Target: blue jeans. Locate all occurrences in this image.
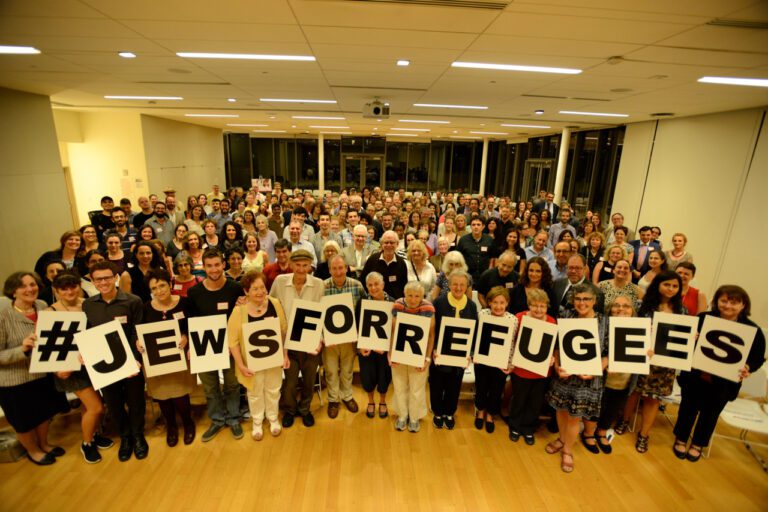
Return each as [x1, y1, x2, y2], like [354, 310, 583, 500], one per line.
[198, 363, 240, 427]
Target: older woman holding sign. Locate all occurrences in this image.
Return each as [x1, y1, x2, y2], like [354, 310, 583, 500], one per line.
[431, 271, 477, 431]
[545, 284, 608, 473]
[598, 259, 643, 309]
[228, 271, 289, 441]
[137, 269, 197, 447]
[357, 272, 394, 419]
[390, 281, 435, 433]
[672, 285, 765, 462]
[618, 270, 685, 453]
[0, 272, 69, 466]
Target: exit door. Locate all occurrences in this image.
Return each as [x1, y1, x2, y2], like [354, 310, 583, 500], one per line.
[341, 155, 383, 189]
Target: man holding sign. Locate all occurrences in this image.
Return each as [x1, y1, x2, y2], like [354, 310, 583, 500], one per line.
[82, 261, 145, 462]
[673, 285, 766, 462]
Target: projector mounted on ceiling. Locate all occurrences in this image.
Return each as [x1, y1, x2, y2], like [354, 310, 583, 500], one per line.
[363, 100, 390, 119]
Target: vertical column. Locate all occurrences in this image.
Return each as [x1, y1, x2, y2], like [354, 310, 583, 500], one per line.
[478, 137, 489, 195]
[553, 127, 571, 205]
[318, 133, 325, 193]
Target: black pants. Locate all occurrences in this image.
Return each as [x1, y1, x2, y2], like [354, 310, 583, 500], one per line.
[102, 373, 146, 438]
[508, 374, 548, 435]
[673, 376, 730, 447]
[359, 352, 391, 394]
[474, 364, 506, 415]
[597, 387, 631, 430]
[429, 365, 463, 416]
[282, 350, 321, 416]
[157, 395, 193, 429]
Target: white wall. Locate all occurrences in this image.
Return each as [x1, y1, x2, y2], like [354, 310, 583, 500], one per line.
[0, 88, 71, 277]
[141, 115, 225, 205]
[614, 108, 767, 325]
[64, 111, 149, 226]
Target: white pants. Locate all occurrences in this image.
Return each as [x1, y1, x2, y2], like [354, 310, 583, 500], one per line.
[391, 364, 428, 421]
[322, 343, 356, 402]
[245, 366, 283, 425]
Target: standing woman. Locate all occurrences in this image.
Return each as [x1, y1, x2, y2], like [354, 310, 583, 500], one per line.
[430, 236, 450, 274]
[0, 272, 69, 465]
[523, 213, 540, 245]
[676, 262, 707, 316]
[618, 270, 685, 453]
[228, 271, 290, 440]
[183, 233, 205, 278]
[219, 221, 243, 253]
[105, 233, 130, 274]
[171, 254, 202, 298]
[225, 247, 246, 282]
[431, 251, 472, 301]
[185, 195, 197, 219]
[184, 205, 206, 236]
[241, 232, 269, 274]
[431, 271, 477, 430]
[442, 215, 459, 249]
[166, 223, 188, 261]
[637, 250, 669, 293]
[545, 284, 608, 473]
[508, 256, 556, 317]
[672, 285, 765, 462]
[49, 272, 112, 463]
[665, 233, 693, 270]
[137, 269, 197, 446]
[475, 286, 517, 433]
[119, 241, 164, 302]
[202, 220, 220, 249]
[79, 225, 100, 254]
[34, 230, 83, 277]
[539, 209, 552, 232]
[580, 232, 605, 280]
[242, 210, 257, 235]
[502, 228, 527, 276]
[597, 259, 644, 309]
[357, 272, 394, 419]
[592, 245, 627, 285]
[256, 215, 277, 262]
[406, 240, 437, 297]
[577, 221, 595, 249]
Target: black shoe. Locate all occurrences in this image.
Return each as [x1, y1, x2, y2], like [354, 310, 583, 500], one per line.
[524, 434, 535, 446]
[201, 423, 225, 442]
[302, 412, 315, 427]
[81, 442, 102, 464]
[581, 433, 600, 455]
[133, 435, 149, 460]
[474, 415, 484, 430]
[433, 415, 444, 429]
[596, 435, 613, 454]
[47, 446, 66, 457]
[686, 445, 703, 462]
[118, 436, 133, 461]
[27, 452, 56, 466]
[94, 434, 114, 449]
[444, 416, 456, 430]
[183, 423, 196, 445]
[485, 420, 495, 434]
[230, 423, 244, 439]
[166, 426, 179, 447]
[509, 430, 520, 442]
[673, 440, 687, 460]
[282, 413, 295, 428]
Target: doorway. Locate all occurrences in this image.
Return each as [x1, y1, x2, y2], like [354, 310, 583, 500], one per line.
[341, 154, 383, 190]
[520, 158, 555, 201]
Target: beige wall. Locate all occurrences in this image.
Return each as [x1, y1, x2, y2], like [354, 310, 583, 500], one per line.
[0, 88, 70, 277]
[64, 111, 149, 226]
[614, 108, 767, 325]
[141, 115, 225, 206]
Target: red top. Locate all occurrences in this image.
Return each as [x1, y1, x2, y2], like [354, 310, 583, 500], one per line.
[512, 311, 557, 379]
[263, 262, 292, 291]
[172, 276, 202, 298]
[682, 286, 700, 316]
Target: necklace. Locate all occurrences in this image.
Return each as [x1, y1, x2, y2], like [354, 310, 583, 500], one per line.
[13, 303, 34, 314]
[60, 300, 82, 312]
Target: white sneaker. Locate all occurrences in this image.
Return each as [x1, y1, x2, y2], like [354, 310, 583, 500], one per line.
[408, 419, 420, 433]
[251, 423, 263, 441]
[395, 417, 408, 431]
[269, 420, 282, 437]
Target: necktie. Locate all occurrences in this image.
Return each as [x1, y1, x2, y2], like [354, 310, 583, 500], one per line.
[638, 245, 648, 267]
[561, 285, 571, 308]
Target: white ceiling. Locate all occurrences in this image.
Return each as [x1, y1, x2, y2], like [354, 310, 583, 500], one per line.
[1, 0, 767, 139]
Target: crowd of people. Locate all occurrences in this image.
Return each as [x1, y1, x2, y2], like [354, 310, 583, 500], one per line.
[0, 184, 763, 475]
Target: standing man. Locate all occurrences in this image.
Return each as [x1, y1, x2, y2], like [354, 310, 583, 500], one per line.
[605, 212, 633, 244]
[548, 209, 577, 248]
[165, 195, 185, 227]
[552, 254, 604, 315]
[342, 225, 375, 279]
[287, 221, 317, 268]
[549, 241, 572, 281]
[630, 226, 661, 282]
[268, 203, 284, 239]
[282, 206, 314, 242]
[339, 210, 361, 248]
[534, 192, 559, 221]
[360, 230, 408, 300]
[212, 199, 232, 230]
[207, 184, 225, 203]
[524, 231, 555, 268]
[186, 249, 245, 442]
[82, 261, 145, 461]
[119, 198, 136, 226]
[322, 255, 363, 418]
[457, 217, 495, 283]
[145, 201, 174, 245]
[310, 212, 343, 261]
[132, 196, 154, 229]
[269, 250, 325, 428]
[263, 239, 293, 291]
[475, 251, 520, 307]
[109, 209, 137, 252]
[92, 196, 115, 242]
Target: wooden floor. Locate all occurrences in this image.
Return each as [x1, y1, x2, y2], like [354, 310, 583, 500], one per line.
[1, 387, 766, 512]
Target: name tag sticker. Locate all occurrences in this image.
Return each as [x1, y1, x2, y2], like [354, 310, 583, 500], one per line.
[506, 282, 514, 288]
[388, 275, 397, 282]
[156, 227, 163, 233]
[173, 284, 183, 290]
[217, 302, 228, 311]
[115, 315, 128, 324]
[173, 312, 185, 320]
[480, 246, 488, 252]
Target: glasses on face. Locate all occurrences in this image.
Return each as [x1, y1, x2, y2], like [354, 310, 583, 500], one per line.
[612, 304, 633, 310]
[573, 296, 595, 303]
[92, 276, 115, 283]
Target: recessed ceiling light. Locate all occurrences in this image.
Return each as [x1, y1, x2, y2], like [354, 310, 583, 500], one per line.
[292, 115, 346, 120]
[377, 119, 382, 122]
[322, 131, 352, 134]
[452, 130, 458, 134]
[118, 52, 136, 59]
[227, 98, 237, 103]
[414, 103, 488, 110]
[227, 124, 268, 127]
[452, 61, 582, 75]
[260, 98, 336, 104]
[391, 127, 429, 132]
[399, 119, 450, 124]
[397, 60, 410, 66]
[291, 125, 296, 128]
[268, 115, 277, 119]
[698, 76, 768, 87]
[0, 45, 40, 55]
[535, 110, 545, 115]
[309, 125, 350, 129]
[386, 133, 418, 137]
[449, 135, 482, 140]
[471, 131, 508, 135]
[177, 52, 315, 61]
[105, 95, 183, 100]
[559, 110, 628, 118]
[252, 129, 287, 133]
[501, 123, 551, 129]
[185, 114, 239, 118]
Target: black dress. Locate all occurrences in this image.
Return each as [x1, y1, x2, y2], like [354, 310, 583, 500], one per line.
[127, 265, 152, 303]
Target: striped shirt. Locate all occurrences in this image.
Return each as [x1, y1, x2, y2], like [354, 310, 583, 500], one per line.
[323, 277, 363, 305]
[0, 300, 47, 387]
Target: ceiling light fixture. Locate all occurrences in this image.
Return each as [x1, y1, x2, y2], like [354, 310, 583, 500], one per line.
[322, 131, 352, 134]
[260, 98, 337, 104]
[105, 95, 183, 100]
[501, 123, 551, 129]
[386, 133, 418, 137]
[185, 113, 239, 118]
[227, 124, 268, 127]
[118, 52, 136, 59]
[698, 76, 768, 88]
[292, 116, 346, 120]
[471, 131, 508, 135]
[177, 52, 315, 61]
[414, 103, 487, 110]
[252, 129, 287, 133]
[397, 60, 410, 66]
[0, 45, 40, 55]
[449, 135, 482, 140]
[391, 128, 429, 132]
[227, 98, 237, 103]
[309, 125, 350, 129]
[452, 61, 581, 75]
[559, 110, 628, 118]
[399, 119, 450, 124]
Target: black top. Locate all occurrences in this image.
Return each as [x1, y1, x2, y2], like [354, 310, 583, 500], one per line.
[360, 252, 408, 300]
[186, 279, 244, 318]
[141, 297, 191, 334]
[127, 265, 152, 303]
[247, 300, 278, 322]
[133, 211, 153, 230]
[83, 290, 144, 359]
[508, 284, 558, 319]
[475, 267, 519, 298]
[457, 233, 495, 282]
[580, 246, 602, 276]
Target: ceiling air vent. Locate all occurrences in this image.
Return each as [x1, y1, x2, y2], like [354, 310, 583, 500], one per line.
[707, 18, 768, 30]
[351, 0, 511, 10]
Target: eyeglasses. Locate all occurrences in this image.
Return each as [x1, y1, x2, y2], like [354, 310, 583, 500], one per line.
[573, 296, 595, 302]
[92, 276, 115, 283]
[612, 304, 633, 310]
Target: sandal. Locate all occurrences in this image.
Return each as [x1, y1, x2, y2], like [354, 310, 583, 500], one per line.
[673, 439, 687, 460]
[636, 434, 649, 454]
[595, 434, 612, 454]
[366, 403, 376, 419]
[686, 444, 702, 462]
[561, 452, 574, 473]
[614, 419, 629, 436]
[378, 403, 389, 419]
[545, 438, 564, 454]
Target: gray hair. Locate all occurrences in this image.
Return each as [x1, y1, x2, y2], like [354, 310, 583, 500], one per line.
[404, 281, 426, 297]
[447, 270, 471, 286]
[441, 251, 468, 274]
[321, 240, 342, 262]
[366, 271, 384, 286]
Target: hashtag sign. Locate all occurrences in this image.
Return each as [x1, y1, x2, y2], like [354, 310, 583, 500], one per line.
[38, 321, 80, 361]
[31, 311, 87, 373]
